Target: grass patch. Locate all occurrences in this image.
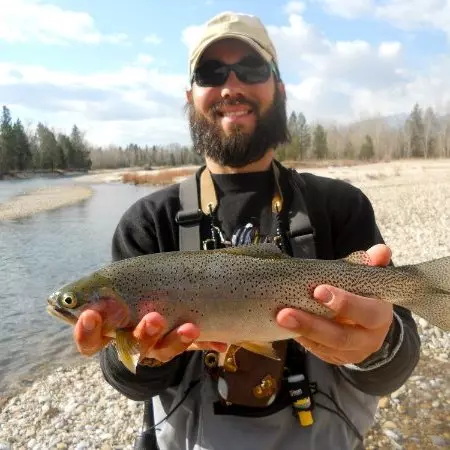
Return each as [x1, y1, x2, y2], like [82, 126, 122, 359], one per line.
[122, 167, 198, 185]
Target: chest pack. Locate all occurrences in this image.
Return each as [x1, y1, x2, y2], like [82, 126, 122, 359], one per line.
[175, 162, 317, 414]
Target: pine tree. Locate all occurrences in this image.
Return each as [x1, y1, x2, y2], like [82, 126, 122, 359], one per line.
[405, 103, 425, 158]
[343, 139, 355, 159]
[423, 107, 439, 158]
[70, 125, 91, 169]
[58, 133, 76, 169]
[0, 106, 16, 173]
[312, 124, 328, 159]
[297, 113, 311, 159]
[36, 123, 59, 170]
[285, 111, 300, 160]
[360, 134, 375, 160]
[13, 119, 32, 170]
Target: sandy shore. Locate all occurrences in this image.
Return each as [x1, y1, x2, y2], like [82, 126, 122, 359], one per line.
[0, 185, 94, 221]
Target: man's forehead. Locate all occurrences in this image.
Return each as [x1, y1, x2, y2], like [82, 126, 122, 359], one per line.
[199, 38, 260, 62]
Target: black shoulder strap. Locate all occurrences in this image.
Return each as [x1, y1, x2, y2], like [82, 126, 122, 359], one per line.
[287, 169, 316, 259]
[175, 173, 203, 251]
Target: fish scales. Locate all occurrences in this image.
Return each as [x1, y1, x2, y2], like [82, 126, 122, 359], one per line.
[96, 250, 429, 340]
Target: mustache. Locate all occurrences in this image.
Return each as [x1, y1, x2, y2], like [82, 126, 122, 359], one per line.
[209, 97, 259, 116]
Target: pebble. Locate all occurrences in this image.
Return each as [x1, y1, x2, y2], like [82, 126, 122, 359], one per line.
[382, 421, 398, 429]
[431, 436, 449, 447]
[1, 167, 449, 449]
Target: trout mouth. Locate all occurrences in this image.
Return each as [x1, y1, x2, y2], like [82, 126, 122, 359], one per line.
[46, 304, 78, 326]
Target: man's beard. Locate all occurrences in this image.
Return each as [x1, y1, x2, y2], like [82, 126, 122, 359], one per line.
[186, 86, 289, 168]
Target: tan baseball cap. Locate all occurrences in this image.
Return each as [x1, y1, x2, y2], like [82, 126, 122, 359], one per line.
[188, 11, 278, 80]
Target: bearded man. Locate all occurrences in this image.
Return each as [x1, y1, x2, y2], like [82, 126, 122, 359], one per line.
[73, 11, 420, 450]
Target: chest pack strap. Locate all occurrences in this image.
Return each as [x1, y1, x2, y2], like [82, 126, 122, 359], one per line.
[176, 163, 316, 258]
[175, 173, 203, 251]
[286, 168, 316, 259]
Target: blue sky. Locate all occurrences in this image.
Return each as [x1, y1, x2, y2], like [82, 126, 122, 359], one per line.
[1, 0, 450, 146]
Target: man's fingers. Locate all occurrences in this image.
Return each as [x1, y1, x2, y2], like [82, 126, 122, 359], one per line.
[277, 308, 373, 351]
[148, 323, 200, 362]
[74, 310, 110, 356]
[314, 285, 393, 330]
[295, 336, 368, 365]
[133, 312, 168, 357]
[366, 243, 392, 267]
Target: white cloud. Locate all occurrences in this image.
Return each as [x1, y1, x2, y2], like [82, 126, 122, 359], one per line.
[284, 1, 306, 14]
[0, 0, 127, 45]
[313, 0, 374, 19]
[0, 60, 190, 145]
[313, 0, 450, 38]
[135, 54, 154, 66]
[375, 0, 450, 38]
[378, 41, 402, 58]
[181, 23, 205, 52]
[144, 33, 162, 45]
[265, 5, 450, 123]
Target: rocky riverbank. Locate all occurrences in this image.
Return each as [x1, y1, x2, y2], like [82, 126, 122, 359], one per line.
[0, 160, 449, 449]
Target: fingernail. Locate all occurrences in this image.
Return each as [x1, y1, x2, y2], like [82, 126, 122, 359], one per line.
[282, 314, 299, 329]
[82, 316, 96, 332]
[179, 333, 194, 344]
[315, 287, 334, 305]
[145, 323, 160, 337]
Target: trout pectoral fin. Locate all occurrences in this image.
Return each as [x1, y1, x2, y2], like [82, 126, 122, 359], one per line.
[115, 330, 140, 374]
[237, 341, 281, 360]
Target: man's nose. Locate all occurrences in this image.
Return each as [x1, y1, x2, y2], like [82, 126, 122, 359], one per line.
[220, 70, 245, 99]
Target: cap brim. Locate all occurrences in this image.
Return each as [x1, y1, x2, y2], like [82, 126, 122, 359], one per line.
[190, 33, 272, 78]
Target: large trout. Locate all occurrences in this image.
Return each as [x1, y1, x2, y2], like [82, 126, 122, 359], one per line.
[47, 244, 450, 372]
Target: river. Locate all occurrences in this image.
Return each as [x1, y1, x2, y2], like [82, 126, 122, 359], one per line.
[0, 177, 156, 395]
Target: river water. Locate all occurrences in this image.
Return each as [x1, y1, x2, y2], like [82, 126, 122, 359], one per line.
[0, 177, 156, 394]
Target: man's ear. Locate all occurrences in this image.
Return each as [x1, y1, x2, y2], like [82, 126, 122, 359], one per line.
[277, 81, 286, 100]
[186, 89, 193, 104]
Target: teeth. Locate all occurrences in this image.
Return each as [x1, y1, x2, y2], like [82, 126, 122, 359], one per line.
[223, 111, 249, 117]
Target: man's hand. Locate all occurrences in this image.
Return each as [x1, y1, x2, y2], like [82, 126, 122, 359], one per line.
[74, 310, 227, 364]
[276, 244, 394, 365]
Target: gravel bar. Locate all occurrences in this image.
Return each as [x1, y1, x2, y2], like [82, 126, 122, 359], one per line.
[0, 162, 449, 449]
[0, 186, 94, 221]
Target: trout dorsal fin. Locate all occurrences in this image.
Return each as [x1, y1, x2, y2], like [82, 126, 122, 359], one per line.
[342, 251, 372, 265]
[217, 243, 291, 260]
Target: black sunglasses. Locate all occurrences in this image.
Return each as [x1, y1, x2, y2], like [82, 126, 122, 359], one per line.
[192, 55, 278, 87]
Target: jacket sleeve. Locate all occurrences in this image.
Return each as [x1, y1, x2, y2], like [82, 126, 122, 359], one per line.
[330, 183, 421, 396]
[99, 197, 192, 401]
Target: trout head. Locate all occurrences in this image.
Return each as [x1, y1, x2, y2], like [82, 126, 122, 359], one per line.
[46, 273, 131, 330]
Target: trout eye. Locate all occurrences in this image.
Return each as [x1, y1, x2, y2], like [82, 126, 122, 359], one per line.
[61, 293, 77, 309]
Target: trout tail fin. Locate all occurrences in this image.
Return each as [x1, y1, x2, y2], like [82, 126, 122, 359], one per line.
[402, 256, 450, 331]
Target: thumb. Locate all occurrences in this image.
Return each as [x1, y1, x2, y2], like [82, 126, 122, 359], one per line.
[74, 310, 109, 356]
[366, 244, 392, 267]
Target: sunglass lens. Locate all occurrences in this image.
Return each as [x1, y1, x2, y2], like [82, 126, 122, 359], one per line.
[235, 56, 271, 84]
[195, 60, 229, 87]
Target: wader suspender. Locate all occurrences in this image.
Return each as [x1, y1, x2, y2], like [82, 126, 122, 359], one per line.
[175, 163, 317, 257]
[134, 162, 316, 449]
